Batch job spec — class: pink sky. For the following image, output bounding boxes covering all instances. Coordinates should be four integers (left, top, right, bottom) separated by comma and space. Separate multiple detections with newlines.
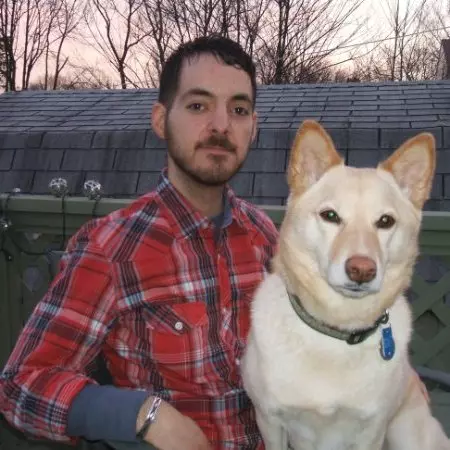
18, 0, 450, 89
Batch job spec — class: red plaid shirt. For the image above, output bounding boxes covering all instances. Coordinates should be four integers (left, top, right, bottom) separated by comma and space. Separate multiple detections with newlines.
0, 172, 278, 448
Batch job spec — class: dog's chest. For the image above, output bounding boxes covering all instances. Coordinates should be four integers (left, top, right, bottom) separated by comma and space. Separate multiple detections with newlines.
264, 339, 401, 449
282, 406, 385, 450
269, 356, 390, 414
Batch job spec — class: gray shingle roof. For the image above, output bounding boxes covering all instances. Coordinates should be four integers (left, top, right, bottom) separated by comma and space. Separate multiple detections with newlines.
0, 81, 449, 209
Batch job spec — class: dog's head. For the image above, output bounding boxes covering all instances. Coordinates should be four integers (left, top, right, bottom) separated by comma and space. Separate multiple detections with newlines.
276, 120, 435, 328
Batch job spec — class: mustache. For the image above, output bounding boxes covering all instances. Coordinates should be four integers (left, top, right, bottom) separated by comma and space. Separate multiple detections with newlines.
196, 134, 236, 152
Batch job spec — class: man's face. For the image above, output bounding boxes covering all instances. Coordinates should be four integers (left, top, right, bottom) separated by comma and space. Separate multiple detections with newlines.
154, 53, 257, 186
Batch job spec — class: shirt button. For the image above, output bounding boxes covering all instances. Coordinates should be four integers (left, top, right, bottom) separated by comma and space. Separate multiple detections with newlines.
174, 321, 184, 331
235, 358, 240, 366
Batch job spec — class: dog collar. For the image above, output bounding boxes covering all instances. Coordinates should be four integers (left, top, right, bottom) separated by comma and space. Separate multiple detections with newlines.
287, 291, 389, 345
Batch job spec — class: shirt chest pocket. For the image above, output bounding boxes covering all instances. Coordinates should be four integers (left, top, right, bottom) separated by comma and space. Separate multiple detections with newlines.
143, 301, 213, 389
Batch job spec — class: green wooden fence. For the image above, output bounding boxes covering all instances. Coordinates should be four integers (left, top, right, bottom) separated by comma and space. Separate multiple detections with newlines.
1, 194, 450, 449
1, 195, 450, 371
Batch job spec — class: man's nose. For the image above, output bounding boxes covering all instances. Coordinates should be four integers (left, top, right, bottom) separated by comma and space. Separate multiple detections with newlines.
209, 107, 230, 133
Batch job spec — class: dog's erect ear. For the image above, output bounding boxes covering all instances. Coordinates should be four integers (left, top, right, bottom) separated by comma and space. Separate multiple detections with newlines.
288, 120, 343, 195
378, 133, 436, 209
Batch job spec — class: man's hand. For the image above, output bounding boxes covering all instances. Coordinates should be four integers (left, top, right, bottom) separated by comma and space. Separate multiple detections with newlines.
137, 397, 212, 450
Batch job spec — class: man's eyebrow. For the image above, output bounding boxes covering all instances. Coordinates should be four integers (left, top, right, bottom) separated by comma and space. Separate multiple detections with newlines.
232, 93, 253, 104
180, 89, 253, 105
181, 88, 214, 100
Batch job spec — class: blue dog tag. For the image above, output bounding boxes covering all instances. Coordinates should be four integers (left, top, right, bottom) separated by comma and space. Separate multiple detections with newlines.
379, 324, 395, 361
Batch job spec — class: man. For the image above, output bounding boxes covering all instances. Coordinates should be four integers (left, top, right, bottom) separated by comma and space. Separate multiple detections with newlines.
0, 36, 278, 450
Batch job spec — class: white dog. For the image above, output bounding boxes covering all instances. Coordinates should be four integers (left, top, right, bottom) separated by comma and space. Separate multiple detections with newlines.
241, 120, 450, 450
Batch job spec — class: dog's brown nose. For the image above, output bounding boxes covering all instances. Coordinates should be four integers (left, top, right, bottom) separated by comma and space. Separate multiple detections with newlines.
345, 255, 377, 284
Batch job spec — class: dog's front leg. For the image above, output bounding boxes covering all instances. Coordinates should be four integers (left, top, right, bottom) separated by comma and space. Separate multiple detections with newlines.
384, 371, 450, 450
255, 407, 289, 450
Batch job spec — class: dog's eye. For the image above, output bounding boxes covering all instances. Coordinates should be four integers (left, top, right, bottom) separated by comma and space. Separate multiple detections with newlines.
376, 214, 396, 229
320, 209, 342, 224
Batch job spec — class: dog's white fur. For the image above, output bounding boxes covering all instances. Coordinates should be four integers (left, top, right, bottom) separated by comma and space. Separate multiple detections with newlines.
241, 120, 450, 450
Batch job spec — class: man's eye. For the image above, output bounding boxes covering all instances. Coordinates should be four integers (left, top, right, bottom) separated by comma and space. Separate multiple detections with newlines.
187, 103, 204, 111
234, 106, 249, 116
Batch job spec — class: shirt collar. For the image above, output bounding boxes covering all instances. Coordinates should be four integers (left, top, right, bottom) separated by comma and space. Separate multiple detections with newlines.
155, 169, 244, 238
222, 189, 233, 228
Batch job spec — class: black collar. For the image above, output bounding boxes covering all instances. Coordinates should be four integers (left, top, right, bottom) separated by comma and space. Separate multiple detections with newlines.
287, 291, 389, 345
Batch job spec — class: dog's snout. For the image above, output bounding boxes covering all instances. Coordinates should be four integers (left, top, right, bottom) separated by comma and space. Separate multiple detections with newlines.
345, 255, 377, 284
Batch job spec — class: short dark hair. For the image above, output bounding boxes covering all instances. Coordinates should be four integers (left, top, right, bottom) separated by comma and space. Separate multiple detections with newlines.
158, 35, 257, 109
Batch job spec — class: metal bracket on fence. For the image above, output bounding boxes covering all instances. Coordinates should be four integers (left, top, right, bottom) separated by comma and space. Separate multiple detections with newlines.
0, 217, 11, 233
83, 180, 103, 217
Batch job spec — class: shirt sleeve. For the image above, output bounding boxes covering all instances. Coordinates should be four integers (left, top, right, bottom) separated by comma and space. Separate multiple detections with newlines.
0, 221, 118, 443
66, 384, 149, 442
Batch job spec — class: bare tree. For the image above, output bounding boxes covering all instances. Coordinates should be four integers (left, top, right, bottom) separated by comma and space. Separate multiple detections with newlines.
131, 0, 240, 87
130, 0, 175, 87
422, 1, 450, 80
173, 0, 222, 39
238, 0, 271, 58
384, 0, 429, 80
353, 0, 446, 81
70, 63, 116, 88
29, 62, 116, 89
132, 0, 365, 87
0, 0, 24, 91
0, 0, 83, 91
43, 0, 84, 90
253, 0, 366, 84
157, 0, 236, 46
11, 0, 445, 89
84, 0, 150, 89
20, 0, 64, 89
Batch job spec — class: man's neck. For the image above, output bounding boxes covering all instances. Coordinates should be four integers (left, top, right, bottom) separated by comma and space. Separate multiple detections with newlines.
167, 167, 224, 218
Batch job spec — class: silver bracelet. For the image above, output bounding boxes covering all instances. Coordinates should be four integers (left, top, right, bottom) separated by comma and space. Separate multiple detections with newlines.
136, 396, 162, 440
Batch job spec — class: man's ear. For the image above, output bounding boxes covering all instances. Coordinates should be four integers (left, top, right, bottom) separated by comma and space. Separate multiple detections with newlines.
151, 102, 167, 139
